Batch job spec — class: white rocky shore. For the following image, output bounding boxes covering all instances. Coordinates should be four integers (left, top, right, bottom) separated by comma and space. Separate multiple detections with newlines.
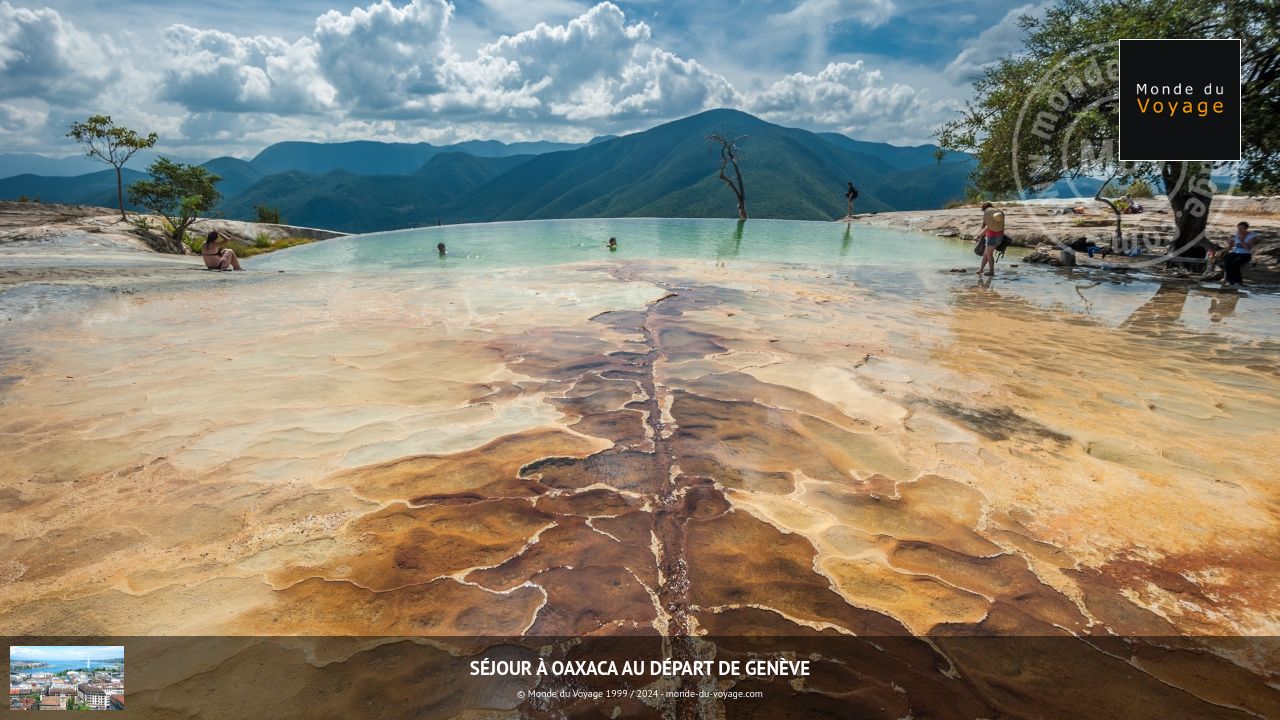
850, 195, 1280, 274
0, 201, 345, 287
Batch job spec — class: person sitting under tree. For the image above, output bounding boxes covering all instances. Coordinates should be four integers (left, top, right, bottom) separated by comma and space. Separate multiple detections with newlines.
1224, 221, 1258, 286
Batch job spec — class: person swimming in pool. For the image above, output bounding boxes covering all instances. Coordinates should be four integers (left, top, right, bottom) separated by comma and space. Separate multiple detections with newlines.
608, 237, 618, 251
437, 242, 447, 256
202, 230, 243, 271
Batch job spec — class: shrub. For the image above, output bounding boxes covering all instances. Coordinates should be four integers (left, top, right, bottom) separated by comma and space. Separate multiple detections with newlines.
254, 233, 272, 248
255, 205, 282, 224
1125, 179, 1154, 198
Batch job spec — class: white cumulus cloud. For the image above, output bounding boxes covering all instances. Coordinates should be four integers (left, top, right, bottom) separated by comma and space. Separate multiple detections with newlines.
944, 2, 1050, 82
0, 1, 117, 102
0, 0, 960, 152
451, 4, 735, 123
748, 61, 955, 144
161, 26, 334, 113
313, 0, 454, 112
157, 1, 734, 128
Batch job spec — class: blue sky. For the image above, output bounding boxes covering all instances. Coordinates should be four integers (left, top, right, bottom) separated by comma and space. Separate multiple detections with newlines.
0, 0, 1048, 157
10, 646, 125, 662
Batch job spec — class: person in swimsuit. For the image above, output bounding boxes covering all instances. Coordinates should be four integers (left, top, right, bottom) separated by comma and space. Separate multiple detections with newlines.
608, 237, 618, 251
437, 242, 447, 256
202, 230, 243, 271
1224, 221, 1257, 286
977, 202, 1005, 276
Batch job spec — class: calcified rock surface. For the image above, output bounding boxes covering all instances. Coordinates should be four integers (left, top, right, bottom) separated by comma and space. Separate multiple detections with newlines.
852, 195, 1280, 272
1, 258, 1278, 717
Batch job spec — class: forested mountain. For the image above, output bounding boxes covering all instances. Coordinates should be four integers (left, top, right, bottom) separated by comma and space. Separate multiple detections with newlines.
1, 109, 976, 231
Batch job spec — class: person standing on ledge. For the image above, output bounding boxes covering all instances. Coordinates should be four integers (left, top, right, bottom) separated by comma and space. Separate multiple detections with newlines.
1224, 221, 1257, 286
977, 202, 1005, 277
608, 237, 618, 251
845, 182, 859, 218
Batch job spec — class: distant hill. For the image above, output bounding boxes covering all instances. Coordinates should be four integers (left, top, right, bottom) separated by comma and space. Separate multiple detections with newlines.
0, 150, 200, 179
247, 138, 583, 176
0, 158, 260, 209
424, 109, 972, 224
866, 159, 979, 211
816, 133, 971, 170
0, 168, 147, 207
0, 109, 982, 231
201, 156, 264, 198
428, 110, 894, 222
218, 153, 532, 232
0, 152, 104, 177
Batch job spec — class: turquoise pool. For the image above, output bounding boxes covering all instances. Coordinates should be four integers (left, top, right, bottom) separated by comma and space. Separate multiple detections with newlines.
250, 218, 972, 271
244, 217, 1277, 342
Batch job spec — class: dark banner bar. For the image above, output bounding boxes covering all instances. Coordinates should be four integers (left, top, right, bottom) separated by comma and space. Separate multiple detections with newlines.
6, 635, 1278, 718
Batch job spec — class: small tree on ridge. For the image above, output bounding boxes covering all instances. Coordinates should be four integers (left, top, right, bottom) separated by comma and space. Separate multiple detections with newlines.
127, 158, 221, 254
66, 115, 158, 221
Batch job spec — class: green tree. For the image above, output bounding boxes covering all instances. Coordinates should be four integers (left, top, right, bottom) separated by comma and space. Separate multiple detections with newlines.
938, 0, 1278, 256
127, 157, 222, 254
66, 115, 158, 221
255, 204, 282, 224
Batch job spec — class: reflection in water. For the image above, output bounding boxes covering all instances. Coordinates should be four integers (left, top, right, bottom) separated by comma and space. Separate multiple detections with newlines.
716, 220, 745, 263
1209, 291, 1240, 322
1073, 282, 1101, 316
1119, 282, 1189, 332
841, 224, 852, 257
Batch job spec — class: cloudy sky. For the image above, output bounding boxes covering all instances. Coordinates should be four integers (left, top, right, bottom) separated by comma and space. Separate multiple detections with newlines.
0, 0, 1049, 159
11, 645, 125, 661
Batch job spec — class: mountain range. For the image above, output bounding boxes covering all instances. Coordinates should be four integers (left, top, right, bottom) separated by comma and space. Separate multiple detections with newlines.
0, 109, 976, 232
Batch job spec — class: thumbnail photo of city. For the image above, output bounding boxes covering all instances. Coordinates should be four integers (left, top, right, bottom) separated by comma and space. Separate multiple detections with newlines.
9, 646, 124, 711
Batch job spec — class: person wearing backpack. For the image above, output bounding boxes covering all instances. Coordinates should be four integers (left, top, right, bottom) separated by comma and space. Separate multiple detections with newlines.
845, 182, 859, 218
977, 202, 1005, 276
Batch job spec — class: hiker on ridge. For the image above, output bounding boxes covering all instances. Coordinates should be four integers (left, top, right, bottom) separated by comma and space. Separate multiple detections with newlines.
845, 182, 859, 218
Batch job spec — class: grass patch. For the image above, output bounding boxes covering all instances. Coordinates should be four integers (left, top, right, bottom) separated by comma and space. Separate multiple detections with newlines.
233, 235, 317, 258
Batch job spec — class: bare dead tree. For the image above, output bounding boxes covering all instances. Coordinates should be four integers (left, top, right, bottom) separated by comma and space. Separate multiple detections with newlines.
706, 132, 747, 221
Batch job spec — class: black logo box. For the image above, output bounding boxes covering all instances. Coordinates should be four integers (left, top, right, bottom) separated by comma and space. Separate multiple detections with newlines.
1119, 38, 1241, 162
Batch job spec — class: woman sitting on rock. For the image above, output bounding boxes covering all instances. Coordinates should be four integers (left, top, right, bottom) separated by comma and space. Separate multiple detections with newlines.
202, 230, 243, 271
